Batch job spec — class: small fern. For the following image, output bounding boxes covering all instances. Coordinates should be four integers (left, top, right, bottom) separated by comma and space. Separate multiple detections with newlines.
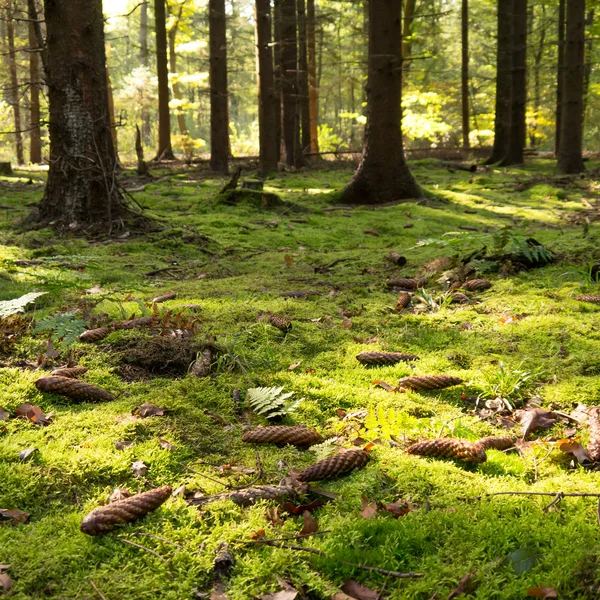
310, 438, 338, 461
34, 311, 88, 346
246, 386, 299, 419
363, 406, 401, 440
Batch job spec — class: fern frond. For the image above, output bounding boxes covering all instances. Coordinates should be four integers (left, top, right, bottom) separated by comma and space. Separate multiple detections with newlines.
247, 386, 299, 419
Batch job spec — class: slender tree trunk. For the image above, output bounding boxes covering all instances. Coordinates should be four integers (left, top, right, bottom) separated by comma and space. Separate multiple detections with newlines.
28, 18, 42, 164
461, 0, 470, 150
139, 0, 151, 142
168, 4, 189, 136
582, 8, 594, 116
209, 0, 229, 173
555, 0, 565, 155
306, 0, 319, 153
297, 0, 311, 155
342, 0, 421, 204
401, 0, 417, 80
106, 68, 119, 155
36, 0, 131, 231
154, 0, 175, 160
6, 2, 24, 165
255, 0, 278, 175
273, 0, 283, 161
531, 2, 546, 149
558, 0, 585, 174
487, 0, 513, 163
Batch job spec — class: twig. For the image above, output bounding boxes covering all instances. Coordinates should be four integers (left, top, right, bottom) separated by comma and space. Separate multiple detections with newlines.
115, 537, 173, 577
183, 464, 230, 489
376, 574, 392, 600
131, 532, 185, 550
542, 492, 564, 511
236, 531, 332, 545
229, 452, 262, 490
468, 491, 600, 500
88, 578, 108, 600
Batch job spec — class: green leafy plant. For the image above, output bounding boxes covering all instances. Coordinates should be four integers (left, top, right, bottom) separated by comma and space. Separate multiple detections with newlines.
34, 311, 88, 347
246, 386, 299, 419
0, 292, 47, 318
414, 288, 453, 313
363, 406, 401, 441
309, 438, 338, 461
480, 361, 538, 410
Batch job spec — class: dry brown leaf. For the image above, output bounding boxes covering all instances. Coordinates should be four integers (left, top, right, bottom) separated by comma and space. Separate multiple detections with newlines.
131, 460, 148, 478
527, 586, 558, 599
284, 255, 294, 268
448, 570, 476, 599
359, 496, 377, 520
280, 499, 327, 515
340, 579, 379, 600
159, 439, 176, 451
136, 403, 168, 418
381, 501, 411, 518
557, 439, 591, 464
372, 379, 396, 392
363, 229, 380, 237
265, 506, 284, 527
114, 440, 134, 451
0, 572, 14, 593
14, 403, 52, 426
0, 407, 9, 421
108, 488, 132, 503
342, 318, 353, 329
19, 448, 37, 461
248, 529, 266, 539
516, 408, 557, 438
288, 361, 302, 371
299, 510, 319, 536
0, 508, 30, 525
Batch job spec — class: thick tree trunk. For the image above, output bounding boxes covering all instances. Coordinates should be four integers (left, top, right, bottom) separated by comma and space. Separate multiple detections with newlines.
501, 0, 527, 166
139, 0, 151, 142
209, 0, 230, 173
273, 0, 283, 161
28, 18, 42, 164
280, 0, 303, 167
297, 0, 311, 155
555, 0, 565, 155
36, 0, 131, 231
461, 0, 470, 150
306, 0, 319, 153
168, 4, 189, 136
255, 0, 279, 175
154, 0, 175, 160
341, 0, 421, 205
486, 0, 513, 164
6, 2, 24, 165
558, 0, 585, 174
582, 8, 594, 116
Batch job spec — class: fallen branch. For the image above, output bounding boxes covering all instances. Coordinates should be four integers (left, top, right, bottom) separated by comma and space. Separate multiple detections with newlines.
116, 536, 173, 577
466, 490, 600, 501
88, 579, 108, 600
228, 452, 263, 490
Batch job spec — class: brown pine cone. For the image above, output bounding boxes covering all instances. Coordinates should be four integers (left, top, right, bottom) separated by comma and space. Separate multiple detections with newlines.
50, 366, 88, 379
462, 279, 492, 292
115, 316, 154, 330
35, 376, 115, 402
190, 348, 213, 378
79, 327, 114, 343
407, 438, 487, 463
386, 278, 425, 290
356, 351, 419, 365
396, 292, 411, 310
152, 292, 177, 303
588, 410, 600, 461
269, 314, 292, 332
386, 252, 407, 266
242, 426, 324, 447
296, 449, 369, 482
397, 375, 463, 390
576, 295, 600, 304
477, 436, 514, 451
450, 292, 470, 304
80, 486, 172, 536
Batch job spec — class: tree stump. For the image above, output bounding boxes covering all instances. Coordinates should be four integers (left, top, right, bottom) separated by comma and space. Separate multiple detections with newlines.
0, 163, 13, 176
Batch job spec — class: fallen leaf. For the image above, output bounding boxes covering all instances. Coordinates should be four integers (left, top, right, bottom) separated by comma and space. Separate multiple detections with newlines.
448, 570, 476, 599
108, 488, 131, 503
381, 500, 411, 518
372, 379, 396, 392
571, 403, 597, 423
340, 579, 378, 600
248, 529, 266, 539
204, 410, 228, 425
19, 448, 37, 461
84, 284, 106, 295
299, 511, 319, 536
403, 223, 414, 229
359, 496, 377, 520
265, 506, 284, 526
459, 322, 473, 330
504, 547, 541, 575
0, 573, 14, 593
363, 229, 380, 237
557, 439, 591, 464
0, 407, 9, 421
280, 499, 327, 515
342, 318, 353, 329
284, 255, 294, 268
352, 437, 367, 446
131, 460, 148, 477
114, 440, 134, 451
14, 403, 52, 426
527, 586, 558, 599
563, 427, 577, 438
261, 577, 299, 600
353, 336, 379, 344
0, 508, 30, 525
172, 485, 189, 498
516, 408, 557, 438
159, 439, 176, 451
288, 361, 302, 371
136, 403, 168, 418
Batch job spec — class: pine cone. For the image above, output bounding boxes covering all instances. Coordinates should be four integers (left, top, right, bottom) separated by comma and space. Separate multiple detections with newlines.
576, 295, 600, 304
450, 292, 470, 304
115, 316, 154, 330
35, 376, 115, 402
190, 348, 213, 378
477, 436, 514, 451
356, 351, 419, 365
386, 278, 424, 290
462, 279, 492, 291
588, 410, 600, 461
396, 292, 411, 310
242, 426, 324, 447
50, 366, 88, 379
407, 438, 487, 463
296, 449, 369, 482
79, 327, 114, 343
386, 252, 407, 266
397, 375, 463, 390
269, 314, 292, 332
80, 486, 172, 536
152, 292, 177, 303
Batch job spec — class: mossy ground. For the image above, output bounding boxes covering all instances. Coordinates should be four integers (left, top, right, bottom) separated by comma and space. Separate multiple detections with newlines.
2, 160, 600, 599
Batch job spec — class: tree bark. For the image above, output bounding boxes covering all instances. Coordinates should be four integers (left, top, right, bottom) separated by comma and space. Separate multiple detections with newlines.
139, 0, 151, 142
486, 0, 513, 163
401, 0, 417, 80
558, 0, 585, 174
280, 0, 303, 167
168, 2, 189, 136
209, 0, 230, 173
341, 0, 421, 205
255, 0, 279, 175
461, 0, 470, 150
5, 1, 24, 165
273, 0, 283, 161
106, 63, 119, 155
36, 0, 131, 232
555, 0, 565, 155
531, 2, 546, 149
154, 0, 176, 160
582, 8, 594, 116
306, 0, 319, 153
501, 0, 527, 166
27, 16, 42, 164
297, 0, 311, 155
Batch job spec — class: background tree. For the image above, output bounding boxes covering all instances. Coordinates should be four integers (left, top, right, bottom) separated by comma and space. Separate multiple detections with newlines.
555, 0, 565, 155
342, 0, 421, 205
297, 0, 311, 155
27, 1, 42, 164
139, 0, 151, 142
461, 0, 470, 150
306, 0, 319, 154
167, 0, 190, 138
5, 0, 24, 164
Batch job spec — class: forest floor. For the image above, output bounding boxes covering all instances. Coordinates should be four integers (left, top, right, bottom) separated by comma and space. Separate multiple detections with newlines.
2, 159, 600, 599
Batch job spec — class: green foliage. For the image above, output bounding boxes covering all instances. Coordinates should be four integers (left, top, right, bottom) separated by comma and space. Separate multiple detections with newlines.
0, 292, 47, 318
246, 386, 299, 419
309, 437, 338, 461
34, 311, 88, 346
363, 406, 401, 441
414, 288, 453, 313
480, 361, 539, 410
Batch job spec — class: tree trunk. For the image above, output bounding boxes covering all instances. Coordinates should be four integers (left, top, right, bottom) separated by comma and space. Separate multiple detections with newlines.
36, 0, 131, 232
28, 17, 42, 164
555, 0, 565, 155
154, 0, 175, 160
168, 4, 189, 136
255, 0, 279, 175
139, 0, 151, 142
531, 2, 546, 149
341, 0, 421, 205
297, 0, 311, 155
273, 0, 283, 161
486, 0, 513, 163
6, 2, 24, 165
306, 0, 319, 153
501, 0, 527, 166
280, 0, 303, 167
582, 8, 594, 116
461, 0, 470, 150
209, 0, 230, 173
558, 0, 585, 174
106, 67, 119, 155
401, 0, 417, 80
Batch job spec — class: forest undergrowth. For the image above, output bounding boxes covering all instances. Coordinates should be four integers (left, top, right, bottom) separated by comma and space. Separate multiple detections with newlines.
2, 159, 600, 599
